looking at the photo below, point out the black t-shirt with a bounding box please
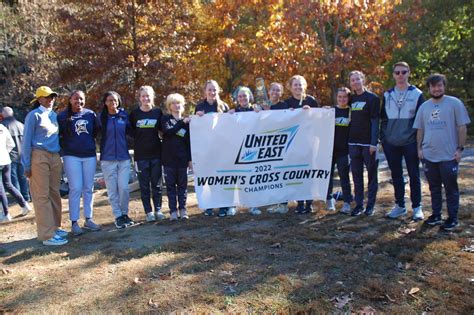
[161,114,191,168]
[194,100,230,114]
[270,101,289,110]
[129,107,162,160]
[334,107,350,156]
[348,90,380,145]
[235,105,254,112]
[284,95,320,109]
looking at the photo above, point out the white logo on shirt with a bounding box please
[75,119,89,135]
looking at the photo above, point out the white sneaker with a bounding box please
[267,204,279,214]
[170,211,178,221]
[21,202,32,216]
[179,209,189,220]
[226,207,238,216]
[0,213,12,223]
[146,212,156,222]
[249,207,262,215]
[386,205,407,219]
[326,198,336,211]
[155,211,165,220]
[43,235,68,246]
[274,204,288,214]
[340,202,351,214]
[412,206,424,221]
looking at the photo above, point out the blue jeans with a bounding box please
[327,154,352,203]
[101,160,130,218]
[63,155,97,221]
[383,142,421,208]
[0,163,27,215]
[349,145,378,208]
[163,167,188,213]
[135,158,162,214]
[423,159,459,220]
[10,160,30,201]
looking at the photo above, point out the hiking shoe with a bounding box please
[425,215,443,226]
[115,215,127,229]
[83,219,101,231]
[441,218,459,231]
[326,198,336,211]
[364,206,375,216]
[204,209,214,216]
[412,206,424,221]
[351,205,364,216]
[56,228,68,238]
[267,204,280,214]
[21,202,32,216]
[295,204,305,214]
[43,235,68,246]
[386,205,407,219]
[0,212,12,223]
[146,212,156,222]
[340,202,351,214]
[71,222,84,236]
[155,210,165,220]
[274,203,288,214]
[227,207,238,216]
[249,207,262,215]
[179,209,189,220]
[170,211,179,221]
[218,208,227,217]
[123,215,135,226]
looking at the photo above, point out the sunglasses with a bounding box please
[394,70,408,75]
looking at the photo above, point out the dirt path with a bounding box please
[0,148,473,313]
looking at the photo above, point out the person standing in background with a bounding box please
[1,107,31,205]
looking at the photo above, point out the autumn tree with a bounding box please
[53,0,196,110]
[189,0,423,105]
[0,0,59,117]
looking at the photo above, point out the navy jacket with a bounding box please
[99,108,131,161]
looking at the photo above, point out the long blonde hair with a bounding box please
[203,80,227,113]
[287,75,307,106]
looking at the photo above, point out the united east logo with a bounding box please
[234,126,299,164]
[74,119,89,135]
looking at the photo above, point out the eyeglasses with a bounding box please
[394,70,408,75]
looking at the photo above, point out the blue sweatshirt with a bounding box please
[58,108,100,158]
[22,106,61,172]
[99,108,131,161]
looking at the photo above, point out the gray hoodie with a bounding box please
[380,85,424,146]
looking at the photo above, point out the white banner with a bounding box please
[190,108,335,208]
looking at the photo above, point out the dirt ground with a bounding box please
[0,149,473,313]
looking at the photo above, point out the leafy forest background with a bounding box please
[0,0,472,132]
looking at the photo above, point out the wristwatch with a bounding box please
[456,146,464,152]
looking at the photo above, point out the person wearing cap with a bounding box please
[22,86,67,246]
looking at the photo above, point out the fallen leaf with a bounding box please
[148,298,159,308]
[270,242,282,248]
[331,293,352,309]
[202,256,215,262]
[399,227,416,235]
[409,287,420,295]
[246,247,254,252]
[2,269,10,274]
[218,270,233,277]
[358,305,376,314]
[133,277,143,284]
